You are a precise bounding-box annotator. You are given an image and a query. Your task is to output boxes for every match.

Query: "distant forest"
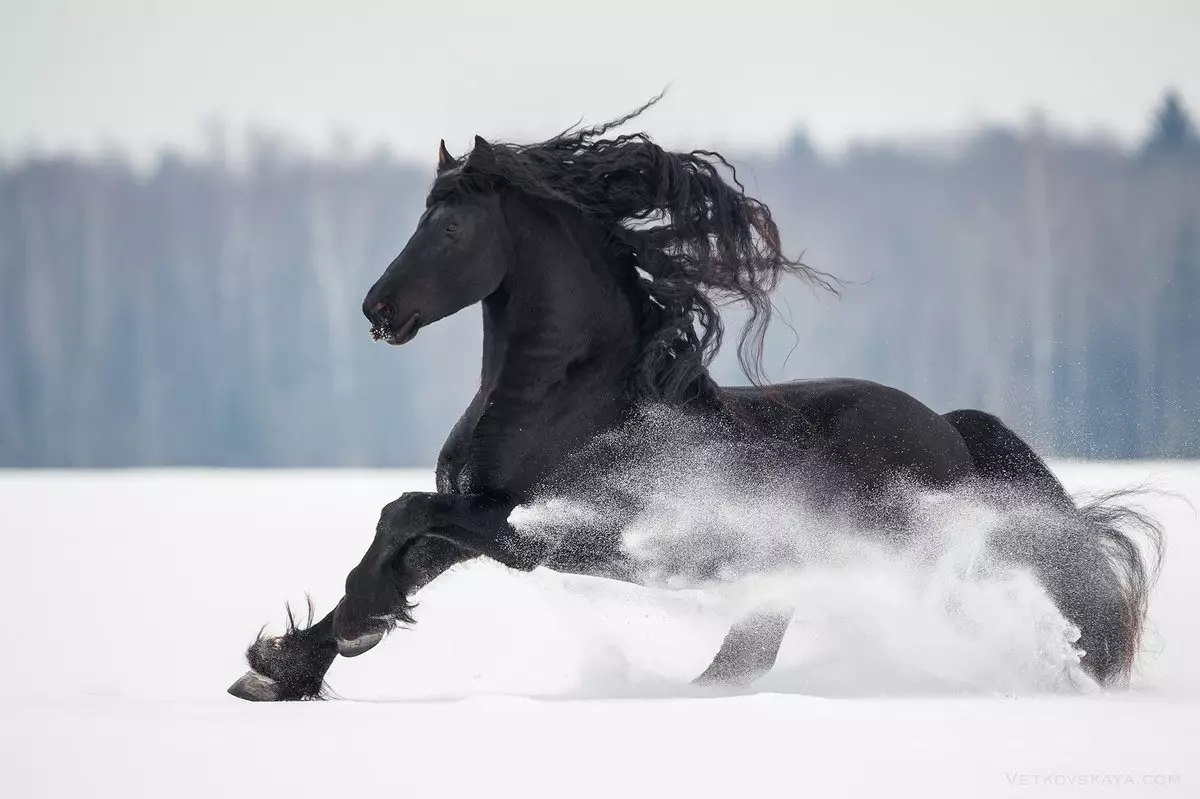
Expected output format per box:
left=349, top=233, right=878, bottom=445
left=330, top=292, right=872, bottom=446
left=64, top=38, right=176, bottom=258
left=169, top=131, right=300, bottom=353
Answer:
left=2, top=92, right=1198, bottom=466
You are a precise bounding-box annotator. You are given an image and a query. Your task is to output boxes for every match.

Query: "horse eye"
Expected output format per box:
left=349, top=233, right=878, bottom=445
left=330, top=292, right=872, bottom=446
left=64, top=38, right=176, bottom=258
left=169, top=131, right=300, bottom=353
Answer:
left=444, top=222, right=459, bottom=234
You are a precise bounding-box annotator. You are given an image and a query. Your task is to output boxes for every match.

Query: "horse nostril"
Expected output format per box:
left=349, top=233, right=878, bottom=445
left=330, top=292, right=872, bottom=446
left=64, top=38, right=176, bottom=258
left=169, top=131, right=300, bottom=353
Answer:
left=365, top=299, right=390, bottom=324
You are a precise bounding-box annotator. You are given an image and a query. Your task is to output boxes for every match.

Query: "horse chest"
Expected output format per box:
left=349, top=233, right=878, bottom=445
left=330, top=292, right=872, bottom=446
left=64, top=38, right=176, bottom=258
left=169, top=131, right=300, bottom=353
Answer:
left=438, top=335, right=634, bottom=496
left=438, top=396, right=583, bottom=497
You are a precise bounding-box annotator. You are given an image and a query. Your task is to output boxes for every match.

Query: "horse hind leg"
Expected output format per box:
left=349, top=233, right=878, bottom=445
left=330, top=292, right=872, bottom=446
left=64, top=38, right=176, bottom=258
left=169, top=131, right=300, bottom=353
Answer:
left=693, top=608, right=793, bottom=687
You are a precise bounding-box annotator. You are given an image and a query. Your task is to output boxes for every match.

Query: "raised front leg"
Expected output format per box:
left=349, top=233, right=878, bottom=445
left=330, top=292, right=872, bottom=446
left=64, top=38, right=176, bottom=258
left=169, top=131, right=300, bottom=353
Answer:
left=228, top=536, right=471, bottom=701
left=333, top=492, right=558, bottom=656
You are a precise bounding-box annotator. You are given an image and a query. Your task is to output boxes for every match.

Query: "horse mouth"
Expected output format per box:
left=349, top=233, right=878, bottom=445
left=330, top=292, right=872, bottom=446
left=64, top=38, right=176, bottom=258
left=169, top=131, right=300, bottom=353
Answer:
left=370, top=313, right=421, bottom=346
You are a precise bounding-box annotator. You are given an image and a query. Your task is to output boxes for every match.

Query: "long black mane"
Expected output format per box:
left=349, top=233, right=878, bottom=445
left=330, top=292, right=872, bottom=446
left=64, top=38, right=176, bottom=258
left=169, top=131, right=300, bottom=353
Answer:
left=434, top=96, right=838, bottom=401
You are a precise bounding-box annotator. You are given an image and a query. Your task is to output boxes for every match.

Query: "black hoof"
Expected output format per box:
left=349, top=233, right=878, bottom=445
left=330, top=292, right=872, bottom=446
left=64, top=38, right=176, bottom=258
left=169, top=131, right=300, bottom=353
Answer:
left=228, top=670, right=283, bottom=702
left=336, top=630, right=385, bottom=658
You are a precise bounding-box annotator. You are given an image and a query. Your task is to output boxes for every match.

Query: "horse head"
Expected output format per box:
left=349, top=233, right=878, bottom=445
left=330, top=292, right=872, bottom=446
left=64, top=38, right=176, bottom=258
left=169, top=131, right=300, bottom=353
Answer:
left=363, top=135, right=510, bottom=345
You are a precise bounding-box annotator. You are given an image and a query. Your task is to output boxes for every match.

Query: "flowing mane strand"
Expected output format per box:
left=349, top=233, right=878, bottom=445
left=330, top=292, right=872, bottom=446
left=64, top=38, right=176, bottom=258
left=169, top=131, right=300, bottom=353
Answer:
left=437, top=95, right=839, bottom=401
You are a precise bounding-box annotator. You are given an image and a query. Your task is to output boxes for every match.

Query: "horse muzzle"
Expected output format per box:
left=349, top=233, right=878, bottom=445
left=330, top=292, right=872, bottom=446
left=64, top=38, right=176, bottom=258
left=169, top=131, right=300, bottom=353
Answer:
left=368, top=310, right=422, bottom=346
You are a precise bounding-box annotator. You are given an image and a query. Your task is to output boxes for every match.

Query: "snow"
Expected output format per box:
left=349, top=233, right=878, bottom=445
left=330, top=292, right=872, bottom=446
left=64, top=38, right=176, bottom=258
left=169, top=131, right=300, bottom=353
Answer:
left=1, top=462, right=1197, bottom=797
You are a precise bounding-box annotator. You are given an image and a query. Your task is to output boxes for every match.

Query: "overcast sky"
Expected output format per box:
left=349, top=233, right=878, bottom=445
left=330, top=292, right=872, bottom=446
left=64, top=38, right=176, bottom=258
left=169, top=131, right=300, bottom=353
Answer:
left=3, top=0, right=1198, bottom=163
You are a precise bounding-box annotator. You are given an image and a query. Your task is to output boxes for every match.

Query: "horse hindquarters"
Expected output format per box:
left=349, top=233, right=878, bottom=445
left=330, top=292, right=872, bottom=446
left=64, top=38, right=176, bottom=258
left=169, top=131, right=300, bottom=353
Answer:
left=943, top=409, right=1163, bottom=686
left=942, top=410, right=1071, bottom=507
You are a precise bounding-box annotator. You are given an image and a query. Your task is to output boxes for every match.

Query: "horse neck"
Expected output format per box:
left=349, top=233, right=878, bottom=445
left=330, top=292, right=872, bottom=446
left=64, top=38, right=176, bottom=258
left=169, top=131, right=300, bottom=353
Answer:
left=479, top=198, right=641, bottom=412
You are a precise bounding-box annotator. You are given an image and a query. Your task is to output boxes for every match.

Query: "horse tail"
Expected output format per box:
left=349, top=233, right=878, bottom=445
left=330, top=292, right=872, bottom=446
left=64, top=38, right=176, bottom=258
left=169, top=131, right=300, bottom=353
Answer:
left=943, top=409, right=1164, bottom=686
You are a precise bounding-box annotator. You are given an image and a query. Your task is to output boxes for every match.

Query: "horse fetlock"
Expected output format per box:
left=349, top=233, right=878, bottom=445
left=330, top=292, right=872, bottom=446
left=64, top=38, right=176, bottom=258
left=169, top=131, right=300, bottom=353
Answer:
left=238, top=630, right=334, bottom=701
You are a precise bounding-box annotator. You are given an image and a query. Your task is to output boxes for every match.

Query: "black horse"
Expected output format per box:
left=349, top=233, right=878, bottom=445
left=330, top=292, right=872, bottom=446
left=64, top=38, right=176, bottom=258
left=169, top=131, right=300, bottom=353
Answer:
left=229, top=101, right=1162, bottom=701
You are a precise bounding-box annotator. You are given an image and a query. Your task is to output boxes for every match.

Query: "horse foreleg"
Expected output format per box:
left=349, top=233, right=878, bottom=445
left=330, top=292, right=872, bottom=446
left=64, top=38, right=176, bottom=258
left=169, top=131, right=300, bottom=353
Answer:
left=692, top=608, right=793, bottom=687
left=334, top=492, right=553, bottom=657
left=227, top=536, right=471, bottom=701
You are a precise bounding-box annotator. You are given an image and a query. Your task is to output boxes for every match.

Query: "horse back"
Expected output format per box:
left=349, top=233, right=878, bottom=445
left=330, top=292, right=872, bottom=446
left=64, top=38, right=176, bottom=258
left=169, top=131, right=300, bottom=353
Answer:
left=719, top=377, right=975, bottom=494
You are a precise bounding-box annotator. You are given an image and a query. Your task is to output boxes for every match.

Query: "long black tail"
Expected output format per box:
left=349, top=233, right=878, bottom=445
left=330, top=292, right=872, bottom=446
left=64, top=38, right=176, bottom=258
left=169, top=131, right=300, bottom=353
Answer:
left=944, top=409, right=1165, bottom=686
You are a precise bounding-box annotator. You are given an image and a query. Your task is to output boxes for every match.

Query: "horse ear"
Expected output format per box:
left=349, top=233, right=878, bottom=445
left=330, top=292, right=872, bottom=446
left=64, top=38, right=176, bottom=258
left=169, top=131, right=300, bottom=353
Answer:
left=464, top=135, right=496, bottom=172
left=437, top=139, right=455, bottom=171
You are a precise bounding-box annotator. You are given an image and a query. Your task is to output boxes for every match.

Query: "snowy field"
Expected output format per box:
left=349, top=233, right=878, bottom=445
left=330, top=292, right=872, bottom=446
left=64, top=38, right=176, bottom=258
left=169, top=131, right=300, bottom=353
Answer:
left=2, top=462, right=1198, bottom=797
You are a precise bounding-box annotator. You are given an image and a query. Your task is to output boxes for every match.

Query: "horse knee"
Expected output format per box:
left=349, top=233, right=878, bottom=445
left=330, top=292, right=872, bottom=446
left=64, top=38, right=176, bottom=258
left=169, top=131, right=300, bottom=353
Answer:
left=362, top=493, right=435, bottom=561
left=345, top=494, right=435, bottom=593
left=378, top=492, right=432, bottom=532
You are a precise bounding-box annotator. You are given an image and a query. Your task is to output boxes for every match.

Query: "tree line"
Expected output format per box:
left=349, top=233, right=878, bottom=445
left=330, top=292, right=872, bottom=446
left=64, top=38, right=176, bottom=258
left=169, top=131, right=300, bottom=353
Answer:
left=1, top=93, right=1197, bottom=466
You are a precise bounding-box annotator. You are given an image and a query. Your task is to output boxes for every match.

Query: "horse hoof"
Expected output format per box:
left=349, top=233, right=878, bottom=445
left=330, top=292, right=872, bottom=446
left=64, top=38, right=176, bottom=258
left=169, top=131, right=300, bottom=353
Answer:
left=336, top=631, right=385, bottom=658
left=227, top=670, right=282, bottom=702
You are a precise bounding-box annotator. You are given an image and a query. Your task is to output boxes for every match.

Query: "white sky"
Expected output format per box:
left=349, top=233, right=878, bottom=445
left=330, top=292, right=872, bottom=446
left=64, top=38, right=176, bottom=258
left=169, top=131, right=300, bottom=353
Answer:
left=2, top=0, right=1198, bottom=163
